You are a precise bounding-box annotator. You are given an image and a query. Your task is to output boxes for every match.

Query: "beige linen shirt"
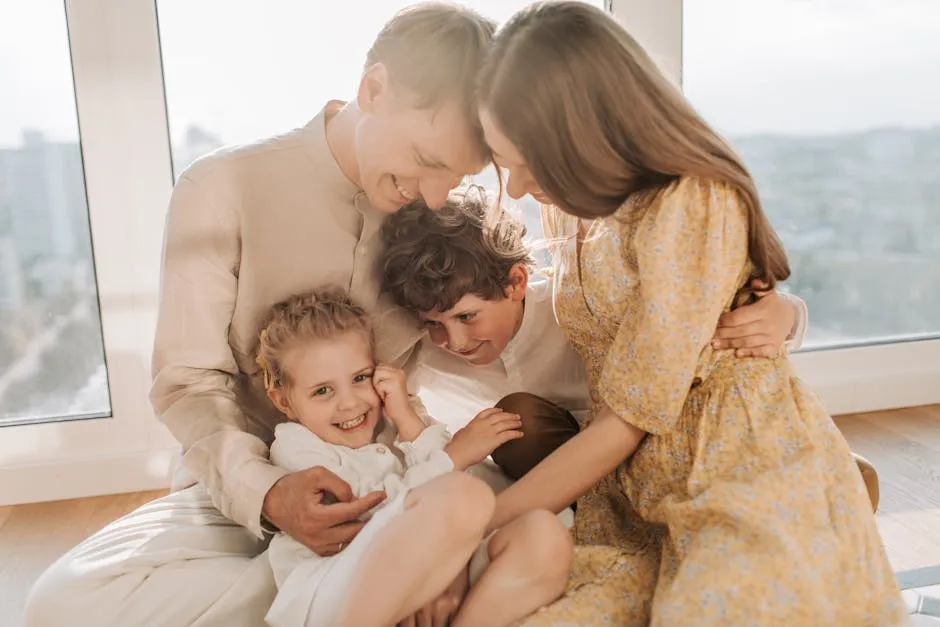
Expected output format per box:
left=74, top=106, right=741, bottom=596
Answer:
left=151, top=102, right=422, bottom=537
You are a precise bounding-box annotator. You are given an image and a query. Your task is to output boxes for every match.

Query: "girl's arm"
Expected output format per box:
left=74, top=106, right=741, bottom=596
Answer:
left=487, top=404, right=645, bottom=532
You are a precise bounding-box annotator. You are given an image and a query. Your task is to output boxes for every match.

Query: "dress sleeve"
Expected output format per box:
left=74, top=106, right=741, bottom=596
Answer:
left=597, top=178, right=750, bottom=435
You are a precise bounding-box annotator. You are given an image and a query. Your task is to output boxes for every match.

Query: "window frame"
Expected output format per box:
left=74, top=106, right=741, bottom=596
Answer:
left=0, top=0, right=178, bottom=506
left=609, top=0, right=940, bottom=415
left=2, top=0, right=935, bottom=506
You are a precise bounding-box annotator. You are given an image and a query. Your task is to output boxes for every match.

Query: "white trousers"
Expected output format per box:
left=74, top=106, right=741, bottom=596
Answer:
left=24, top=461, right=561, bottom=627
left=25, top=485, right=275, bottom=627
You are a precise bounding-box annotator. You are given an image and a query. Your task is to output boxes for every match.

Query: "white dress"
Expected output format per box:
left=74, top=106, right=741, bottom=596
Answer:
left=264, top=418, right=462, bottom=627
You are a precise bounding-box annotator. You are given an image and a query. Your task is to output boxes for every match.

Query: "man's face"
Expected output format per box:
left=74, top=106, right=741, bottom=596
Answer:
left=354, top=65, right=488, bottom=213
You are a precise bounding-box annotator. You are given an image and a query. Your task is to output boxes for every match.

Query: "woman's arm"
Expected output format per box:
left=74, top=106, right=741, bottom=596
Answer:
left=488, top=404, right=645, bottom=532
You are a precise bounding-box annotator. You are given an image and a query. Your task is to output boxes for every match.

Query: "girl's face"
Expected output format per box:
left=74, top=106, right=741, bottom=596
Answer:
left=479, top=107, right=553, bottom=205
left=267, top=332, right=382, bottom=449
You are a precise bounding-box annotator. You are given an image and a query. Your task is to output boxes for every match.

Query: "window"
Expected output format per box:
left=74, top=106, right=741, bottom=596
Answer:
left=157, top=0, right=603, bottom=254
left=0, top=1, right=110, bottom=426
left=683, top=0, right=940, bottom=348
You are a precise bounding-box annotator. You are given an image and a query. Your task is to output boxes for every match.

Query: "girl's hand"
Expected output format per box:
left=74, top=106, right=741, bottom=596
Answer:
left=445, top=408, right=523, bottom=471
left=372, top=364, right=415, bottom=424
left=711, top=280, right=798, bottom=357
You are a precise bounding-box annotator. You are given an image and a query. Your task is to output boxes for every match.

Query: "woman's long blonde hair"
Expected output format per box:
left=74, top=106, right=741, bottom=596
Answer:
left=477, top=1, right=790, bottom=291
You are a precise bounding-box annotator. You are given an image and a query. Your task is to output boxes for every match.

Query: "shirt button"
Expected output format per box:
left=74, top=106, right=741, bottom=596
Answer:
left=376, top=446, right=386, bottom=454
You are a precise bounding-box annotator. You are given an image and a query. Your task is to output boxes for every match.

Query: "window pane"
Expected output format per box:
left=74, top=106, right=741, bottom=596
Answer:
left=0, top=1, right=110, bottom=426
left=157, top=0, right=603, bottom=259
left=684, top=0, right=940, bottom=347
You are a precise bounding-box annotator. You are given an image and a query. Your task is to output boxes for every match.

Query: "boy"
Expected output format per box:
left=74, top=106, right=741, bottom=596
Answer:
left=378, top=187, right=879, bottom=505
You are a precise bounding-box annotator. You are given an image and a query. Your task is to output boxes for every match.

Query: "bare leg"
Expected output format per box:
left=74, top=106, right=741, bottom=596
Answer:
left=336, top=472, right=494, bottom=627
left=455, top=509, right=573, bottom=627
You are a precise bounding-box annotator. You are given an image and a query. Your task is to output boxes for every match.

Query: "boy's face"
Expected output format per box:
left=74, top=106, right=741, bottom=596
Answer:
left=354, top=65, right=488, bottom=213
left=267, top=332, right=382, bottom=449
left=420, top=280, right=526, bottom=367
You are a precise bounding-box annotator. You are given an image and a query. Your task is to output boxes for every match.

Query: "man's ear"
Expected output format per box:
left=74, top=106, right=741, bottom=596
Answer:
left=506, top=263, right=529, bottom=302
left=357, top=63, right=390, bottom=113
left=267, top=387, right=297, bottom=421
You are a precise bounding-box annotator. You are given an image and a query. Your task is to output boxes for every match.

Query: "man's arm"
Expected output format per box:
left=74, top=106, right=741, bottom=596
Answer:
left=711, top=282, right=810, bottom=356
left=150, top=170, right=287, bottom=537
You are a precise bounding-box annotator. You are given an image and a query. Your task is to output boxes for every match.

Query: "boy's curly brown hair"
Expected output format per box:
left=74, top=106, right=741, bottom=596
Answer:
left=378, top=186, right=534, bottom=315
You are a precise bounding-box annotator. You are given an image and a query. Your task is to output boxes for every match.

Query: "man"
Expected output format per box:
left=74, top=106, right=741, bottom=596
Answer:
left=26, top=5, right=497, bottom=626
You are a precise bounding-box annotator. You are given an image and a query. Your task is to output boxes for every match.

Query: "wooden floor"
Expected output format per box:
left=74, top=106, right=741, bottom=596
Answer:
left=1, top=405, right=939, bottom=626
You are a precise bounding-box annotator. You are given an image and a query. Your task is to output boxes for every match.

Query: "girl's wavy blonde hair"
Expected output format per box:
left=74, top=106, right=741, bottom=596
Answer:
left=255, top=286, right=373, bottom=393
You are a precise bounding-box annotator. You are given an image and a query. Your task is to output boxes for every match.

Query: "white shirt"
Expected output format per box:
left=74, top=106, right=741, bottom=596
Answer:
left=268, top=420, right=453, bottom=503
left=151, top=103, right=422, bottom=537
left=265, top=418, right=454, bottom=627
left=410, top=277, right=592, bottom=429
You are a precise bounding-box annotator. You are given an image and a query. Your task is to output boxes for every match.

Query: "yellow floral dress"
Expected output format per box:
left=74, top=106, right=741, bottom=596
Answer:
left=520, top=177, right=908, bottom=626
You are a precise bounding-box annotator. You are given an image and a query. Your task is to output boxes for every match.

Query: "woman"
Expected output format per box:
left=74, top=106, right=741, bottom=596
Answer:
left=475, top=2, right=908, bottom=625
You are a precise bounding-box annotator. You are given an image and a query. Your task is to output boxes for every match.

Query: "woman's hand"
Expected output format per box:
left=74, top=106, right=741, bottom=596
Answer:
left=444, top=408, right=523, bottom=471
left=711, top=280, right=798, bottom=357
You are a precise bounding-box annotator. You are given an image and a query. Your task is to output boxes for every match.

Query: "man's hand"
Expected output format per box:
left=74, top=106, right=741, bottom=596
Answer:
left=711, top=280, right=797, bottom=357
left=262, top=466, right=385, bottom=555
left=445, top=407, right=523, bottom=471
left=398, top=566, right=469, bottom=627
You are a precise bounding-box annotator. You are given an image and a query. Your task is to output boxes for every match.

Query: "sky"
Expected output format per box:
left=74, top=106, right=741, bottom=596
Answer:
left=1, top=0, right=938, bottom=149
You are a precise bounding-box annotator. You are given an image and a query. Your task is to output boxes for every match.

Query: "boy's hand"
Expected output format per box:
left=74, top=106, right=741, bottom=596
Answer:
left=711, top=280, right=797, bottom=358
left=445, top=408, right=523, bottom=470
left=372, top=364, right=414, bottom=424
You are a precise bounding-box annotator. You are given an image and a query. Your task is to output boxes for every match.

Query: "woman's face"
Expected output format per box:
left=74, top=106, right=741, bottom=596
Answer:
left=479, top=108, right=552, bottom=205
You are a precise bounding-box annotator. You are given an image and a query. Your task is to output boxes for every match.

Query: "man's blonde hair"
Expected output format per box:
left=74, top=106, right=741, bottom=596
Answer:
left=366, top=2, right=497, bottom=150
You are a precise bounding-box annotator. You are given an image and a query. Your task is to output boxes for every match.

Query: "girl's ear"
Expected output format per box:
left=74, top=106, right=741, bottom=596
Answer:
left=267, top=387, right=297, bottom=421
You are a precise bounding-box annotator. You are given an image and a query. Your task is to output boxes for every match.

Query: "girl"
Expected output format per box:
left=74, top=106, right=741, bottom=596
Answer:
left=474, top=2, right=908, bottom=625
left=256, top=286, right=572, bottom=627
